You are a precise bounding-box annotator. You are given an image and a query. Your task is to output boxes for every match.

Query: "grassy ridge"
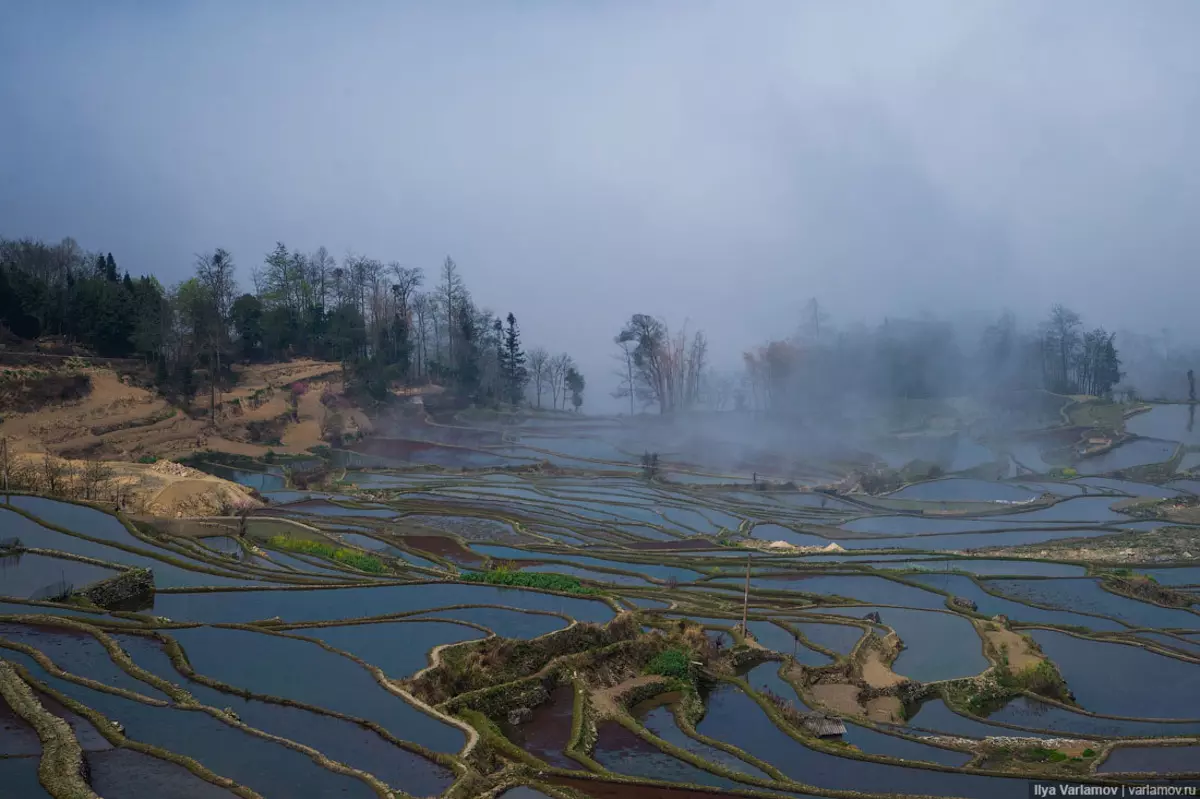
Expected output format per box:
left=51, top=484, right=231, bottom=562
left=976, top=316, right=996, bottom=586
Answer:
left=267, top=535, right=386, bottom=573
left=460, top=567, right=598, bottom=595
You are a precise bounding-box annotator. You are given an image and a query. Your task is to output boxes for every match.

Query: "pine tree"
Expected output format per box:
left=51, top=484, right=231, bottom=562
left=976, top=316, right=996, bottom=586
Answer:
left=503, top=312, right=527, bottom=405
left=565, top=366, right=585, bottom=412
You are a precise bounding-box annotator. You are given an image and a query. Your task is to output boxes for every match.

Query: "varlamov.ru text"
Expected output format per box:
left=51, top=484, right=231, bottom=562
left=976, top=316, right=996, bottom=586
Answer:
left=1032, top=785, right=1197, bottom=798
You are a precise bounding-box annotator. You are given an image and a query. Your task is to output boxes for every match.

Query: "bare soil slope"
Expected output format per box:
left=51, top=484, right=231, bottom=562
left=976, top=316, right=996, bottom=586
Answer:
left=6, top=453, right=261, bottom=517
left=0, top=359, right=368, bottom=461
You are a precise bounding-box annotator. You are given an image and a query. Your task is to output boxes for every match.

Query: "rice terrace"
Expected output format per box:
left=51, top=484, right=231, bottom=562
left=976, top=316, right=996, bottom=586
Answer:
left=3, top=393, right=1200, bottom=798
left=7, top=4, right=1200, bottom=798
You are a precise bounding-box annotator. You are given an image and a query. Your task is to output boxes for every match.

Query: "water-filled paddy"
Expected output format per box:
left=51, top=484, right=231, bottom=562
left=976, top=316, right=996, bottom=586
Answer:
left=501, top=683, right=576, bottom=768
left=151, top=582, right=616, bottom=624
left=696, top=684, right=1029, bottom=798
left=1071, top=478, right=1182, bottom=498
left=905, top=573, right=1130, bottom=631
left=749, top=524, right=836, bottom=547
left=1075, top=439, right=1179, bottom=475
left=1125, top=405, right=1200, bottom=447
left=906, top=697, right=1054, bottom=739
left=410, top=606, right=568, bottom=638
left=592, top=719, right=744, bottom=791
left=170, top=625, right=467, bottom=752
left=840, top=722, right=973, bottom=766
left=0, top=623, right=169, bottom=699
left=637, top=698, right=772, bottom=779
left=889, top=479, right=1040, bottom=504
left=734, top=574, right=950, bottom=611
left=0, top=552, right=118, bottom=599
left=1140, top=567, right=1200, bottom=586
left=195, top=462, right=286, bottom=492
left=983, top=696, right=1200, bottom=738
left=7, top=496, right=143, bottom=545
left=8, top=424, right=1200, bottom=795
left=989, top=578, right=1200, bottom=629
left=813, top=607, right=988, bottom=682
left=0, top=756, right=51, bottom=798
left=745, top=620, right=831, bottom=665
left=281, top=500, right=398, bottom=518
left=112, top=633, right=456, bottom=795
left=521, top=562, right=656, bottom=586
left=876, top=558, right=1086, bottom=577
left=299, top=619, right=486, bottom=676
left=779, top=619, right=864, bottom=654
left=847, top=527, right=1121, bottom=552
left=11, top=653, right=374, bottom=799
left=1099, top=744, right=1200, bottom=773
left=86, top=747, right=241, bottom=799
left=1027, top=631, right=1200, bottom=719
left=0, top=508, right=267, bottom=589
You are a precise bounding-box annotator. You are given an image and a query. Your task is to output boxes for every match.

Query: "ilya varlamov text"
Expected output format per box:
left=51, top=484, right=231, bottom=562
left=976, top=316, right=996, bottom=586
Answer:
left=1032, top=786, right=1197, bottom=798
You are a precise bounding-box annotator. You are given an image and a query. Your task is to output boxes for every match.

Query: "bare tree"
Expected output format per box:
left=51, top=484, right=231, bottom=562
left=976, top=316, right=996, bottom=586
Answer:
left=548, top=352, right=573, bottom=410
left=613, top=332, right=637, bottom=415
left=309, top=245, right=336, bottom=310
left=527, top=347, right=550, bottom=408
left=440, top=257, right=462, bottom=366
left=81, top=456, right=114, bottom=501
left=237, top=505, right=254, bottom=538
left=195, top=248, right=237, bottom=424
left=799, top=297, right=830, bottom=342
left=412, top=292, right=431, bottom=379
left=40, top=454, right=71, bottom=497
left=389, top=264, right=424, bottom=318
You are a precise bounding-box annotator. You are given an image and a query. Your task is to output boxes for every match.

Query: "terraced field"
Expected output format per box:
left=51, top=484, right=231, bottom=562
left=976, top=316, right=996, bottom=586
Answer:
left=3, top=410, right=1200, bottom=798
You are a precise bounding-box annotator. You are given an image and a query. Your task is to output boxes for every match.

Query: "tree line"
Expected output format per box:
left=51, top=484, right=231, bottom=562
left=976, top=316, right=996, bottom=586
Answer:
left=0, top=236, right=585, bottom=411
left=600, top=300, right=1128, bottom=417
left=739, top=299, right=1125, bottom=413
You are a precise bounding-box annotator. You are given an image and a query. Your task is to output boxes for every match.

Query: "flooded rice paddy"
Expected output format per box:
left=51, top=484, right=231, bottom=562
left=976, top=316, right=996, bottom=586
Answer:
left=3, top=413, right=1198, bottom=796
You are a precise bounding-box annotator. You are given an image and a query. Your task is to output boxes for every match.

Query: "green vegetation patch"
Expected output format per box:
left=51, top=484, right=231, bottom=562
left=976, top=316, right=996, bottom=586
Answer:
left=267, top=534, right=385, bottom=573
left=644, top=647, right=691, bottom=681
left=460, top=567, right=598, bottom=596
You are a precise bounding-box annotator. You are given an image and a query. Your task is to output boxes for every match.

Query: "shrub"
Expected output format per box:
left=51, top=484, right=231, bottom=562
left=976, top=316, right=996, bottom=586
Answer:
left=137, top=454, right=158, bottom=464
left=996, top=661, right=1072, bottom=703
left=644, top=647, right=690, bottom=680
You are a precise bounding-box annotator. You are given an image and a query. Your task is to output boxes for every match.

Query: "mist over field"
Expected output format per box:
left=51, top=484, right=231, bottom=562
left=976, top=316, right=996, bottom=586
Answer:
left=3, top=1, right=1200, bottom=412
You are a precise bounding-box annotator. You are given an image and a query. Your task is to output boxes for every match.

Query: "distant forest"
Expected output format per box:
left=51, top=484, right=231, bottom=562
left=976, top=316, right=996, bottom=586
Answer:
left=0, top=236, right=585, bottom=411
left=3, top=236, right=1186, bottom=420
left=609, top=298, right=1129, bottom=416
left=735, top=299, right=1125, bottom=414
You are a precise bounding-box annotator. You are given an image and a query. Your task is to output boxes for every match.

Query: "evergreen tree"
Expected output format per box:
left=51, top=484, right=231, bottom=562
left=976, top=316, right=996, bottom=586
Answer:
left=502, top=312, right=528, bottom=405
left=230, top=294, right=264, bottom=360
left=565, top=366, right=585, bottom=412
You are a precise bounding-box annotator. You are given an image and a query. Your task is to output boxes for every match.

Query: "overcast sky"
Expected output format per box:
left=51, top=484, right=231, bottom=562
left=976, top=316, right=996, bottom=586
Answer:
left=2, top=1, right=1199, bottom=409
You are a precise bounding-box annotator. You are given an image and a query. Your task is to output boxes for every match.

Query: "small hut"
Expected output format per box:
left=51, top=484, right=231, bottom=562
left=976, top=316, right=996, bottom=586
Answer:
left=802, top=714, right=848, bottom=737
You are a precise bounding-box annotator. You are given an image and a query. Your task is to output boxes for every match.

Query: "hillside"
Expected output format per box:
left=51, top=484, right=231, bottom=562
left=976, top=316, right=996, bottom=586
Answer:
left=0, top=357, right=370, bottom=462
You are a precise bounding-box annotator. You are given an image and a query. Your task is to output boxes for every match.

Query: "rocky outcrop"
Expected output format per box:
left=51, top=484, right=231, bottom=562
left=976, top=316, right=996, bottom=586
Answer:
left=79, top=567, right=154, bottom=609
left=949, top=595, right=978, bottom=612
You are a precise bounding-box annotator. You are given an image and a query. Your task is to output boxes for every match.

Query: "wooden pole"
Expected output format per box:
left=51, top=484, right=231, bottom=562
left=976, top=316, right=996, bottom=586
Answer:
left=742, top=551, right=751, bottom=634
